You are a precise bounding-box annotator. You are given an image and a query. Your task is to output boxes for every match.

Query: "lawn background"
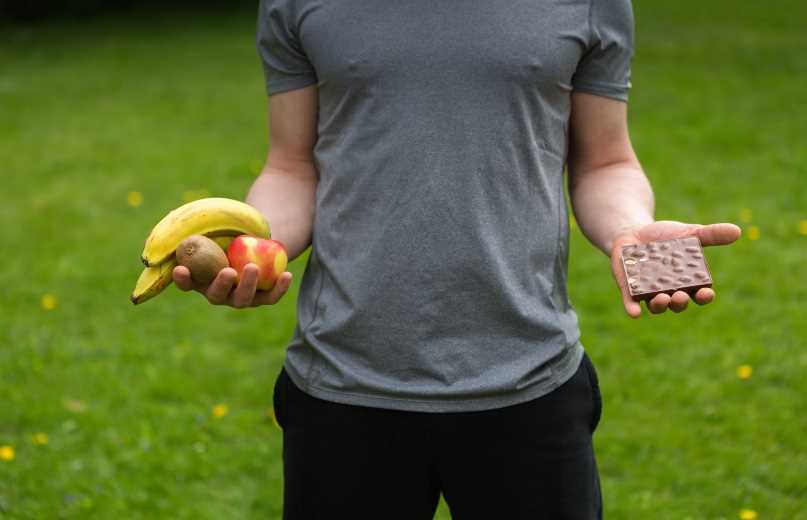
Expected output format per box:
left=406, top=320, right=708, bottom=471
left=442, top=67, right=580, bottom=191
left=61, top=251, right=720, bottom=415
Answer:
left=1, top=0, right=805, bottom=518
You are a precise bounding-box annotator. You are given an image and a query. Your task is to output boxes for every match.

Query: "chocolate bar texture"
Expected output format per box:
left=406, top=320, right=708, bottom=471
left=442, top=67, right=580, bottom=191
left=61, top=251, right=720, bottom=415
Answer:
left=620, top=236, right=712, bottom=301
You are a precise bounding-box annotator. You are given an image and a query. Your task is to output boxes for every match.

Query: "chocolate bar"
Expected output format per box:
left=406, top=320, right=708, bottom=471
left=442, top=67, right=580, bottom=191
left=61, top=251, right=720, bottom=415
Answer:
left=620, top=236, right=712, bottom=301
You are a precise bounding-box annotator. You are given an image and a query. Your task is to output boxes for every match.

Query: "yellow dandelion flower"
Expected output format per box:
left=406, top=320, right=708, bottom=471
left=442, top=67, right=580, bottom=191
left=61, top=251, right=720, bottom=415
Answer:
left=739, top=208, right=753, bottom=223
left=32, top=433, right=49, bottom=446
left=746, top=226, right=760, bottom=241
left=0, top=445, right=15, bottom=461
left=267, top=408, right=280, bottom=429
left=569, top=218, right=577, bottom=231
left=182, top=189, right=211, bottom=203
left=799, top=220, right=807, bottom=236
left=127, top=191, right=144, bottom=207
left=41, top=294, right=57, bottom=311
left=737, top=365, right=753, bottom=380
left=212, top=404, right=229, bottom=419
left=739, top=509, right=758, bottom=520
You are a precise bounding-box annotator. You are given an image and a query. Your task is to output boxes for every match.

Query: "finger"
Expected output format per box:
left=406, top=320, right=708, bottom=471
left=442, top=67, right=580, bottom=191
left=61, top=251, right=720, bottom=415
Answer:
left=173, top=265, right=194, bottom=292
left=231, top=264, right=259, bottom=308
left=669, top=291, right=690, bottom=313
left=205, top=267, right=238, bottom=305
left=696, top=223, right=742, bottom=247
left=622, top=291, right=642, bottom=318
left=648, top=293, right=671, bottom=314
left=694, top=287, right=715, bottom=305
left=252, top=272, right=293, bottom=306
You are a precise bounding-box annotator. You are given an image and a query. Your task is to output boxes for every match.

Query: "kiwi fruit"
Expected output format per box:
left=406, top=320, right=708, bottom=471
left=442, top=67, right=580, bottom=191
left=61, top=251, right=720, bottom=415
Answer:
left=175, top=235, right=230, bottom=285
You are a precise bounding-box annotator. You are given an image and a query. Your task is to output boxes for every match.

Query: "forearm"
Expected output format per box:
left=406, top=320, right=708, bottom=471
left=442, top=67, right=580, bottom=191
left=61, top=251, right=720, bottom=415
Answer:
left=246, top=163, right=317, bottom=262
left=569, top=162, right=655, bottom=255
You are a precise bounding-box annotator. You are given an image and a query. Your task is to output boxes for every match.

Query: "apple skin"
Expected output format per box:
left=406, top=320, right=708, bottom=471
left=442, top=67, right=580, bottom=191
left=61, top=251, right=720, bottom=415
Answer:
left=226, top=235, right=288, bottom=291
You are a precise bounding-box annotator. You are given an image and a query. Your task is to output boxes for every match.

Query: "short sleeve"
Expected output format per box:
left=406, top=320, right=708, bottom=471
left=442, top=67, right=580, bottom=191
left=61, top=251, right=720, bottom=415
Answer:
left=256, top=0, right=318, bottom=96
left=571, top=0, right=635, bottom=102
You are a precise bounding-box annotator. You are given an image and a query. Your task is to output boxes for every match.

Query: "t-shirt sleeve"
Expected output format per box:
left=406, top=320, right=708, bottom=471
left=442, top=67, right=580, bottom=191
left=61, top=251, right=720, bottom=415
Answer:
left=256, top=0, right=318, bottom=96
left=571, top=0, right=635, bottom=102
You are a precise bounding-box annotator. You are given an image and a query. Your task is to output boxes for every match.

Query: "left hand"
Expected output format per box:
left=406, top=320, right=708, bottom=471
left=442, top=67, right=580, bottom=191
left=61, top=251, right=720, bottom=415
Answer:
left=610, top=221, right=742, bottom=318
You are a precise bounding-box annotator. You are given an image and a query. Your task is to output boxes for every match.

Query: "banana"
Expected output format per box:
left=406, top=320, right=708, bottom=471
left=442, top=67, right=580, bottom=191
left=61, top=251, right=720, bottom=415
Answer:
left=130, top=258, right=177, bottom=305
left=211, top=235, right=235, bottom=252
left=141, top=198, right=270, bottom=266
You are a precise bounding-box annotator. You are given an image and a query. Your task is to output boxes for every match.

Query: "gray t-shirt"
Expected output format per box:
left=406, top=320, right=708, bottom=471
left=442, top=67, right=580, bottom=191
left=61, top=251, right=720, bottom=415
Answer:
left=257, top=0, right=633, bottom=412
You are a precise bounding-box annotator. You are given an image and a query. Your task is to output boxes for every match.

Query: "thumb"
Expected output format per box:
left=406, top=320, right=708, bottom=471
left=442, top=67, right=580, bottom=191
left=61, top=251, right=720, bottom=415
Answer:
left=173, top=265, right=194, bottom=292
left=610, top=248, right=642, bottom=318
left=695, top=223, right=742, bottom=247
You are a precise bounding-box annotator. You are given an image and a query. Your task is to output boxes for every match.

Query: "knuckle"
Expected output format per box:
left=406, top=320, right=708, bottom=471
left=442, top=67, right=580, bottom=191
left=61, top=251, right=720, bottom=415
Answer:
left=206, top=294, right=224, bottom=306
left=260, top=293, right=280, bottom=305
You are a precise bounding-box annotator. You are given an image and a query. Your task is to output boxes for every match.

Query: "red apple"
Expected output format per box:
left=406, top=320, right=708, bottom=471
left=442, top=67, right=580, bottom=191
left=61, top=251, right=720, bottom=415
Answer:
left=226, top=235, right=288, bottom=290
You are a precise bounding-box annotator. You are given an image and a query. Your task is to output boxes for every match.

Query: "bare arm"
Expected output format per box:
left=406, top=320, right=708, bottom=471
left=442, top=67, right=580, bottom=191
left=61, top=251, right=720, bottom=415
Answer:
left=567, top=93, right=653, bottom=255
left=567, top=92, right=740, bottom=317
left=247, top=85, right=318, bottom=262
left=174, top=85, right=319, bottom=308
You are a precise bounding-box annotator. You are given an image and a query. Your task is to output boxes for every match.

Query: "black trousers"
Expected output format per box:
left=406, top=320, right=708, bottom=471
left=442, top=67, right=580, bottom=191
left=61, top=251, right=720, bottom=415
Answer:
left=273, top=353, right=603, bottom=520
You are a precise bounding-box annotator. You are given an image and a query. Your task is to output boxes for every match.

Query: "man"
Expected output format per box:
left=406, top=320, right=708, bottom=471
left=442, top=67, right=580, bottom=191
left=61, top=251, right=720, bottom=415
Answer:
left=174, top=0, right=741, bottom=517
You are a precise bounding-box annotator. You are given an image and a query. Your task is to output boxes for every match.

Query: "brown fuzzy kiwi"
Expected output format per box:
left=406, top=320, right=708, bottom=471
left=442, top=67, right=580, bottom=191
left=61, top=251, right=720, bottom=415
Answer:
left=175, top=235, right=230, bottom=286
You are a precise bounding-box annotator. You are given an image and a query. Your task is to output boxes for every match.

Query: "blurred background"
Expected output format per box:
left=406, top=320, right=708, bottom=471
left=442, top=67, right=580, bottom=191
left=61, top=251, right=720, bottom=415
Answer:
left=1, top=1, right=805, bottom=518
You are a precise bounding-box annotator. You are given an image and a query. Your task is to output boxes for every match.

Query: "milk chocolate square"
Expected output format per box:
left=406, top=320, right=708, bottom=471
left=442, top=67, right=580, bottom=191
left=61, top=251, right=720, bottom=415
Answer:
left=620, top=237, right=712, bottom=301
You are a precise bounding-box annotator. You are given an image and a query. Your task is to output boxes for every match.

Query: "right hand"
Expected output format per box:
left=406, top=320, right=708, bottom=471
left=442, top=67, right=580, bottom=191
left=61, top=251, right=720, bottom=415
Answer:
left=173, top=263, right=293, bottom=308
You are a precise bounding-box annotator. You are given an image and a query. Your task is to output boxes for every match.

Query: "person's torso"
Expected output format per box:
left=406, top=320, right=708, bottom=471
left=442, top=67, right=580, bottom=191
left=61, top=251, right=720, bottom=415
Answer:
left=285, top=0, right=588, bottom=411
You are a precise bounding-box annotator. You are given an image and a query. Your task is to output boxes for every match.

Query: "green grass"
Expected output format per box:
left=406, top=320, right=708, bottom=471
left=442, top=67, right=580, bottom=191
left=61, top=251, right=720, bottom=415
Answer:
left=1, top=1, right=805, bottom=518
